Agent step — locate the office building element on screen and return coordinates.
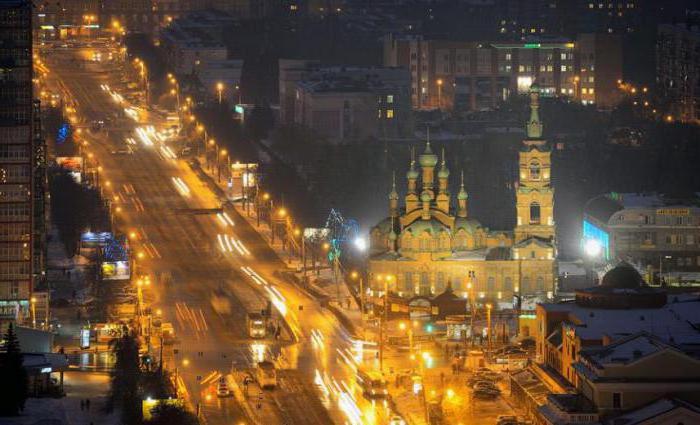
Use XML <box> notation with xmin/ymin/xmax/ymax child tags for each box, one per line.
<box><xmin>0</xmin><ymin>1</ymin><xmax>47</xmax><ymax>327</ymax></box>
<box><xmin>657</xmin><ymin>22</ymin><xmax>700</xmax><ymax>124</ymax></box>
<box><xmin>291</xmin><ymin>66</ymin><xmax>411</xmax><ymax>142</ymax></box>
<box><xmin>368</xmin><ymin>86</ymin><xmax>556</xmax><ymax>303</ymax></box>
<box><xmin>383</xmin><ymin>33</ymin><xmax>622</xmax><ymax>111</ymax></box>
<box><xmin>583</xmin><ymin>192</ymin><xmax>700</xmax><ymax>283</ymax></box>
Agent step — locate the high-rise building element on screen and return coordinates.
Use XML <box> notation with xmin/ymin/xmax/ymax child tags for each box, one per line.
<box><xmin>0</xmin><ymin>1</ymin><xmax>46</xmax><ymax>326</ymax></box>
<box><xmin>657</xmin><ymin>22</ymin><xmax>700</xmax><ymax>124</ymax></box>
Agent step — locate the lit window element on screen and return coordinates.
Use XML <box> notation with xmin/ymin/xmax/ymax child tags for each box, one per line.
<box><xmin>387</xmin><ymin>109</ymin><xmax>394</xmax><ymax>119</ymax></box>
<box><xmin>561</xmin><ymin>65</ymin><xmax>567</xmax><ymax>72</ymax></box>
<box><xmin>582</xmin><ymin>88</ymin><xmax>588</xmax><ymax>94</ymax></box>
<box><xmin>561</xmin><ymin>53</ymin><xmax>567</xmax><ymax>60</ymax></box>
<box><xmin>290</xmin><ymin>4</ymin><xmax>298</xmax><ymax>10</ymax></box>
<box><xmin>589</xmin><ymin>88</ymin><xmax>594</xmax><ymax>94</ymax></box>
<box><xmin>505</xmin><ymin>53</ymin><xmax>512</xmax><ymax>61</ymax></box>
<box><xmin>518</xmin><ymin>65</ymin><xmax>525</xmax><ymax>72</ymax></box>
<box><xmin>378</xmin><ymin>110</ymin><xmax>382</xmax><ymax>118</ymax></box>
<box><xmin>547</xmin><ymin>65</ymin><xmax>553</xmax><ymax>72</ymax></box>
<box><xmin>387</xmin><ymin>95</ymin><xmax>394</xmax><ymax>104</ymax></box>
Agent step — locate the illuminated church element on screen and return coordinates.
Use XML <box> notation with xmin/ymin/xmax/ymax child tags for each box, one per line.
<box><xmin>368</xmin><ymin>85</ymin><xmax>556</xmax><ymax>304</ymax></box>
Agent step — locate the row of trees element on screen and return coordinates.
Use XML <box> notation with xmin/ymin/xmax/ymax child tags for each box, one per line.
<box><xmin>108</xmin><ymin>326</ymin><xmax>197</xmax><ymax>425</ymax></box>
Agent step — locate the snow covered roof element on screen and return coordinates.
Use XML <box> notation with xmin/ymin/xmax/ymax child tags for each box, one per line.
<box><xmin>542</xmin><ymin>295</ymin><xmax>700</xmax><ymax>348</ymax></box>
<box><xmin>603</xmin><ymin>398</ymin><xmax>700</xmax><ymax>425</ymax></box>
<box><xmin>580</xmin><ymin>332</ymin><xmax>677</xmax><ymax>367</ymax></box>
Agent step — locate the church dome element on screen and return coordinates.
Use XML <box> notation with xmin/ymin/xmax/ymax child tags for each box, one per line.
<box><xmin>405</xmin><ymin>218</ymin><xmax>450</xmax><ymax>236</ymax></box>
<box><xmin>420</xmin><ymin>191</ymin><xmax>432</xmax><ymax>203</ymax></box>
<box><xmin>454</xmin><ymin>217</ymin><xmax>481</xmax><ymax>234</ymax></box>
<box><xmin>438</xmin><ymin>164</ymin><xmax>449</xmax><ymax>179</ymax></box>
<box><xmin>419</xmin><ymin>142</ymin><xmax>438</xmax><ymax>167</ymax></box>
<box><xmin>407</xmin><ymin>167</ymin><xmax>419</xmax><ymax>180</ymax></box>
<box><xmin>601</xmin><ymin>263</ymin><xmax>644</xmax><ymax>289</ymax></box>
<box><xmin>457</xmin><ymin>186</ymin><xmax>468</xmax><ymax>200</ymax></box>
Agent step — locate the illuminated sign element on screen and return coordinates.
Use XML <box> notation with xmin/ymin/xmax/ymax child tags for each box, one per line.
<box><xmin>657</xmin><ymin>208</ymin><xmax>690</xmax><ymax>216</ymax></box>
<box><xmin>524</xmin><ymin>43</ymin><xmax>541</xmax><ymax>49</ymax></box>
<box><xmin>40</xmin><ymin>25</ymin><xmax>54</xmax><ymax>30</ymax></box>
<box><xmin>582</xmin><ymin>219</ymin><xmax>610</xmax><ymax>259</ymax></box>
<box><xmin>101</xmin><ymin>260</ymin><xmax>131</xmax><ymax>281</ymax></box>
<box><xmin>80</xmin><ymin>329</ymin><xmax>90</xmax><ymax>349</ymax></box>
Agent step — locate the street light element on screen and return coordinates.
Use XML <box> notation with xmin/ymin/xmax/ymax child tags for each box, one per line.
<box><xmin>31</xmin><ymin>297</ymin><xmax>37</xmax><ymax>328</ymax></box>
<box><xmin>436</xmin><ymin>78</ymin><xmax>443</xmax><ymax>109</ymax></box>
<box><xmin>216</xmin><ymin>82</ymin><xmax>224</xmax><ymax>104</ymax></box>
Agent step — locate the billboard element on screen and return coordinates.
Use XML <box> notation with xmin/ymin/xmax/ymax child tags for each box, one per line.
<box><xmin>56</xmin><ymin>156</ymin><xmax>83</xmax><ymax>183</ymax></box>
<box><xmin>101</xmin><ymin>260</ymin><xmax>131</xmax><ymax>281</ymax></box>
<box><xmin>582</xmin><ymin>219</ymin><xmax>610</xmax><ymax>260</ymax></box>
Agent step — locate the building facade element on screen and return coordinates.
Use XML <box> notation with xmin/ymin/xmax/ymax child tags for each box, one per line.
<box><xmin>290</xmin><ymin>66</ymin><xmax>411</xmax><ymax>142</ymax></box>
<box><xmin>0</xmin><ymin>1</ymin><xmax>47</xmax><ymax>326</ymax></box>
<box><xmin>657</xmin><ymin>22</ymin><xmax>700</xmax><ymax>124</ymax></box>
<box><xmin>383</xmin><ymin>33</ymin><xmax>622</xmax><ymax>111</ymax></box>
<box><xmin>368</xmin><ymin>86</ymin><xmax>556</xmax><ymax>304</ymax></box>
<box><xmin>583</xmin><ymin>193</ymin><xmax>700</xmax><ymax>282</ymax></box>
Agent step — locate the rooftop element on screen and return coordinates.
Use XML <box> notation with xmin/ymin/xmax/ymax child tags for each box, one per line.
<box><xmin>603</xmin><ymin>398</ymin><xmax>700</xmax><ymax>425</ymax></box>
<box><xmin>580</xmin><ymin>332</ymin><xmax>677</xmax><ymax>367</ymax></box>
<box><xmin>542</xmin><ymin>295</ymin><xmax>700</xmax><ymax>348</ymax></box>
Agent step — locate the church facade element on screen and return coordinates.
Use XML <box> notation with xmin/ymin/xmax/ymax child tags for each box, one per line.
<box><xmin>368</xmin><ymin>86</ymin><xmax>556</xmax><ymax>305</ymax></box>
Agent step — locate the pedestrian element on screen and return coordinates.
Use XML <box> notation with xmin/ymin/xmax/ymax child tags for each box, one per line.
<box><xmin>86</xmin><ymin>398</ymin><xmax>90</xmax><ymax>411</ymax></box>
<box><xmin>80</xmin><ymin>399</ymin><xmax>84</xmax><ymax>411</ymax></box>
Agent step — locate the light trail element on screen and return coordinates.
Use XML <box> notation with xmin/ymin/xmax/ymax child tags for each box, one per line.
<box><xmin>172</xmin><ymin>177</ymin><xmax>190</xmax><ymax>197</ymax></box>
<box><xmin>222</xmin><ymin>212</ymin><xmax>235</xmax><ymax>226</ymax></box>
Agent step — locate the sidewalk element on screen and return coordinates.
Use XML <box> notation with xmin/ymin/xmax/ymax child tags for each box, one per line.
<box><xmin>2</xmin><ymin>371</ymin><xmax>120</xmax><ymax>425</ymax></box>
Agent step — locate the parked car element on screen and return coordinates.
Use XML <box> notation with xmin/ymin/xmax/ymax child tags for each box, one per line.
<box><xmin>496</xmin><ymin>415</ymin><xmax>518</xmax><ymax>425</ymax></box>
<box><xmin>389</xmin><ymin>416</ymin><xmax>406</xmax><ymax>425</ymax></box>
<box><xmin>474</xmin><ymin>388</ymin><xmax>500</xmax><ymax>400</ymax></box>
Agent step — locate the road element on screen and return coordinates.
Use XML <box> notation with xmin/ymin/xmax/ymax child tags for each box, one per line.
<box><xmin>42</xmin><ymin>44</ymin><xmax>397</xmax><ymax>425</ymax></box>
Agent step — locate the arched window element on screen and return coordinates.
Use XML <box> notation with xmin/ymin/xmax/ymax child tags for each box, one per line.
<box><xmin>530</xmin><ymin>202</ymin><xmax>541</xmax><ymax>224</ymax></box>
<box><xmin>420</xmin><ymin>273</ymin><xmax>430</xmax><ymax>296</ymax></box>
<box><xmin>404</xmin><ymin>272</ymin><xmax>414</xmax><ymax>292</ymax></box>
<box><xmin>522</xmin><ymin>277</ymin><xmax>531</xmax><ymax>292</ymax></box>
<box><xmin>529</xmin><ymin>160</ymin><xmax>541</xmax><ymax>180</ymax></box>
<box><xmin>537</xmin><ymin>277</ymin><xmax>545</xmax><ymax>291</ymax></box>
<box><xmin>487</xmin><ymin>277</ymin><xmax>496</xmax><ymax>292</ymax></box>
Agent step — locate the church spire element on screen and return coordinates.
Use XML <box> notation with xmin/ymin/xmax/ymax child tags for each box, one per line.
<box><xmin>526</xmin><ymin>84</ymin><xmax>543</xmax><ymax>139</ymax></box>
<box><xmin>436</xmin><ymin>147</ymin><xmax>450</xmax><ymax>213</ymax></box>
<box><xmin>389</xmin><ymin>171</ymin><xmax>399</xmax><ymax>217</ymax></box>
<box><xmin>457</xmin><ymin>171</ymin><xmax>468</xmax><ymax>218</ymax></box>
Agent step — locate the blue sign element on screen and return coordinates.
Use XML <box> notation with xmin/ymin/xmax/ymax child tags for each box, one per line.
<box><xmin>57</xmin><ymin>123</ymin><xmax>70</xmax><ymax>144</ymax></box>
<box><xmin>582</xmin><ymin>219</ymin><xmax>610</xmax><ymax>259</ymax></box>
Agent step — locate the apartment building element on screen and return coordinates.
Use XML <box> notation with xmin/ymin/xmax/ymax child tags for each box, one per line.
<box><xmin>383</xmin><ymin>33</ymin><xmax>622</xmax><ymax>111</ymax></box>
<box><xmin>657</xmin><ymin>22</ymin><xmax>700</xmax><ymax>124</ymax></box>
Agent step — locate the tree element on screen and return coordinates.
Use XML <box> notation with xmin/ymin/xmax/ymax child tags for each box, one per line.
<box><xmin>108</xmin><ymin>326</ymin><xmax>142</xmax><ymax>424</ymax></box>
<box><xmin>144</xmin><ymin>402</ymin><xmax>198</xmax><ymax>425</ymax></box>
<box><xmin>0</xmin><ymin>323</ymin><xmax>28</xmax><ymax>416</ymax></box>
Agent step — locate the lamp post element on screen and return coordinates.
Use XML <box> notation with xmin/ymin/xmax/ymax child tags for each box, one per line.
<box><xmin>217</xmin><ymin>149</ymin><xmax>227</xmax><ymax>182</ymax></box>
<box><xmin>436</xmin><ymin>78</ymin><xmax>443</xmax><ymax>109</ymax></box>
<box><xmin>486</xmin><ymin>303</ymin><xmax>493</xmax><ymax>352</ymax></box>
<box><xmin>30</xmin><ymin>296</ymin><xmax>37</xmax><ymax>328</ymax></box>
<box><xmin>216</xmin><ymin>82</ymin><xmax>224</xmax><ymax>104</ymax></box>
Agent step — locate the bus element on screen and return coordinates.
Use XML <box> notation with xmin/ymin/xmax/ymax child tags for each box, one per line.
<box><xmin>247</xmin><ymin>312</ymin><xmax>266</xmax><ymax>338</ymax></box>
<box><xmin>356</xmin><ymin>368</ymin><xmax>389</xmax><ymax>399</ymax></box>
<box><xmin>256</xmin><ymin>360</ymin><xmax>277</xmax><ymax>389</ymax></box>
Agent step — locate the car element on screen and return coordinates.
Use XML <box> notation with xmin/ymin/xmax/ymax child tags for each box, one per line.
<box><xmin>473</xmin><ymin>389</ymin><xmax>499</xmax><ymax>400</ymax></box>
<box><xmin>473</xmin><ymin>381</ymin><xmax>499</xmax><ymax>392</ymax></box>
<box><xmin>389</xmin><ymin>416</ymin><xmax>406</xmax><ymax>425</ymax></box>
<box><xmin>216</xmin><ymin>377</ymin><xmax>232</xmax><ymax>398</ymax></box>
<box><xmin>497</xmin><ymin>415</ymin><xmax>518</xmax><ymax>425</ymax></box>
<box><xmin>111</xmin><ymin>147</ymin><xmax>132</xmax><ymax>155</ymax></box>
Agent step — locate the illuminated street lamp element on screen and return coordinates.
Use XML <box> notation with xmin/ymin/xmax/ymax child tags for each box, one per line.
<box><xmin>436</xmin><ymin>78</ymin><xmax>443</xmax><ymax>109</ymax></box>
<box><xmin>31</xmin><ymin>296</ymin><xmax>37</xmax><ymax>328</ymax></box>
<box><xmin>216</xmin><ymin>82</ymin><xmax>224</xmax><ymax>104</ymax></box>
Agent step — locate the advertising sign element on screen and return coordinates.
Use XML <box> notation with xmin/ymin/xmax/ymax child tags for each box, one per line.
<box><xmin>101</xmin><ymin>260</ymin><xmax>131</xmax><ymax>281</ymax></box>
<box><xmin>56</xmin><ymin>156</ymin><xmax>83</xmax><ymax>183</ymax></box>
<box><xmin>80</xmin><ymin>328</ymin><xmax>90</xmax><ymax>349</ymax></box>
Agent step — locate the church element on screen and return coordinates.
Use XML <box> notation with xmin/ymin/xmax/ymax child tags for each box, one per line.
<box><xmin>368</xmin><ymin>85</ymin><xmax>556</xmax><ymax>306</ymax></box>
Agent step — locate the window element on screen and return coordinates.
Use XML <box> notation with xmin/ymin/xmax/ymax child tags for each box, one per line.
<box><xmin>530</xmin><ymin>202</ymin><xmax>541</xmax><ymax>224</ymax></box>
<box><xmin>537</xmin><ymin>277</ymin><xmax>544</xmax><ymax>291</ymax></box>
<box><xmin>561</xmin><ymin>65</ymin><xmax>568</xmax><ymax>72</ymax></box>
<box><xmin>404</xmin><ymin>272</ymin><xmax>414</xmax><ymax>292</ymax></box>
<box><xmin>487</xmin><ymin>277</ymin><xmax>495</xmax><ymax>292</ymax></box>
<box><xmin>613</xmin><ymin>393</ymin><xmax>622</xmax><ymax>409</ymax></box>
<box><xmin>386</xmin><ymin>109</ymin><xmax>394</xmax><ymax>119</ymax></box>
<box><xmin>504</xmin><ymin>277</ymin><xmax>513</xmax><ymax>291</ymax></box>
<box><xmin>386</xmin><ymin>95</ymin><xmax>394</xmax><ymax>104</ymax></box>
<box><xmin>505</xmin><ymin>53</ymin><xmax>512</xmax><ymax>61</ymax></box>
<box><xmin>529</xmin><ymin>161</ymin><xmax>541</xmax><ymax>180</ymax></box>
